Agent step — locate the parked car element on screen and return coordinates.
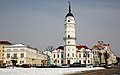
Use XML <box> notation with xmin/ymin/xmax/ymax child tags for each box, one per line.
<box><xmin>21</xmin><ymin>64</ymin><xmax>31</xmax><ymax>68</ymax></box>
<box><xmin>86</xmin><ymin>64</ymin><xmax>93</xmax><ymax>68</ymax></box>
<box><xmin>61</xmin><ymin>64</ymin><xmax>69</xmax><ymax>68</ymax></box>
<box><xmin>49</xmin><ymin>64</ymin><xmax>61</xmax><ymax>68</ymax></box>
<box><xmin>69</xmin><ymin>62</ymin><xmax>87</xmax><ymax>67</ymax></box>
<box><xmin>69</xmin><ymin>62</ymin><xmax>81</xmax><ymax>67</ymax></box>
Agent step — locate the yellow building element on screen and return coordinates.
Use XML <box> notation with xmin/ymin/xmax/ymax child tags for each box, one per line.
<box><xmin>0</xmin><ymin>41</ymin><xmax>12</xmax><ymax>67</ymax></box>
<box><xmin>3</xmin><ymin>43</ymin><xmax>47</xmax><ymax>66</ymax></box>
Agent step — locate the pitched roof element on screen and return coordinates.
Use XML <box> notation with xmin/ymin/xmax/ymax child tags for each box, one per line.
<box><xmin>92</xmin><ymin>45</ymin><xmax>105</xmax><ymax>50</ymax></box>
<box><xmin>76</xmin><ymin>45</ymin><xmax>89</xmax><ymax>50</ymax></box>
<box><xmin>0</xmin><ymin>41</ymin><xmax>12</xmax><ymax>45</ymax></box>
<box><xmin>56</xmin><ymin>46</ymin><xmax>64</xmax><ymax>50</ymax></box>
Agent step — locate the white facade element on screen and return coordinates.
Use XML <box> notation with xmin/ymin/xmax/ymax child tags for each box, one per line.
<box><xmin>63</xmin><ymin>1</ymin><xmax>76</xmax><ymax>64</ymax></box>
<box><xmin>76</xmin><ymin>46</ymin><xmax>93</xmax><ymax>65</ymax></box>
<box><xmin>51</xmin><ymin>48</ymin><xmax>64</xmax><ymax>66</ymax></box>
<box><xmin>3</xmin><ymin>43</ymin><xmax>47</xmax><ymax>66</ymax></box>
<box><xmin>50</xmin><ymin>45</ymin><xmax>93</xmax><ymax>66</ymax></box>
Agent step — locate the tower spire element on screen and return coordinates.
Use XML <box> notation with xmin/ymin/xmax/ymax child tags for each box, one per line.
<box><xmin>65</xmin><ymin>1</ymin><xmax>74</xmax><ymax>17</ymax></box>
<box><xmin>68</xmin><ymin>1</ymin><xmax>71</xmax><ymax>13</ymax></box>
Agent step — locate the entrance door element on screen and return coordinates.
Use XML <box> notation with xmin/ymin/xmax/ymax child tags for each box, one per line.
<box><xmin>67</xmin><ymin>60</ymin><xmax>70</xmax><ymax>64</ymax></box>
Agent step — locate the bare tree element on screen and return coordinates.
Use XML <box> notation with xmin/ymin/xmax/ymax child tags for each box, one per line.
<box><xmin>98</xmin><ymin>52</ymin><xmax>102</xmax><ymax>65</ymax></box>
<box><xmin>104</xmin><ymin>51</ymin><xmax>109</xmax><ymax>66</ymax></box>
<box><xmin>45</xmin><ymin>46</ymin><xmax>54</xmax><ymax>52</ymax></box>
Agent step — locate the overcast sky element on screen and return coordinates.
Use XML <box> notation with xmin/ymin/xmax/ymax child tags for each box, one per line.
<box><xmin>0</xmin><ymin>0</ymin><xmax>120</xmax><ymax>57</ymax></box>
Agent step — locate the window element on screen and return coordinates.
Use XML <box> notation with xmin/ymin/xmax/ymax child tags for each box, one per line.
<box><xmin>61</xmin><ymin>60</ymin><xmax>63</xmax><ymax>63</ymax></box>
<box><xmin>7</xmin><ymin>53</ymin><xmax>10</xmax><ymax>58</ymax></box>
<box><xmin>54</xmin><ymin>54</ymin><xmax>55</xmax><ymax>58</ymax></box>
<box><xmin>57</xmin><ymin>54</ymin><xmax>59</xmax><ymax>58</ymax></box>
<box><xmin>21</xmin><ymin>53</ymin><xmax>24</xmax><ymax>58</ymax></box>
<box><xmin>20</xmin><ymin>49</ymin><xmax>25</xmax><ymax>51</ymax></box>
<box><xmin>6</xmin><ymin>61</ymin><xmax>10</xmax><ymax>64</ymax></box>
<box><xmin>79</xmin><ymin>54</ymin><xmax>81</xmax><ymax>57</ymax></box>
<box><xmin>7</xmin><ymin>49</ymin><xmax>11</xmax><ymax>51</ymax></box>
<box><xmin>79</xmin><ymin>60</ymin><xmax>81</xmax><ymax>64</ymax></box>
<box><xmin>68</xmin><ymin>20</ymin><xmax>70</xmax><ymax>22</ymax></box>
<box><xmin>61</xmin><ymin>54</ymin><xmax>63</xmax><ymax>58</ymax></box>
<box><xmin>84</xmin><ymin>60</ymin><xmax>86</xmax><ymax>63</ymax></box>
<box><xmin>83</xmin><ymin>54</ymin><xmax>86</xmax><ymax>57</ymax></box>
<box><xmin>20</xmin><ymin>61</ymin><xmax>24</xmax><ymax>64</ymax></box>
<box><xmin>68</xmin><ymin>54</ymin><xmax>69</xmax><ymax>57</ymax></box>
<box><xmin>14</xmin><ymin>53</ymin><xmax>17</xmax><ymax>59</ymax></box>
<box><xmin>72</xmin><ymin>53</ymin><xmax>74</xmax><ymax>57</ymax></box>
<box><xmin>14</xmin><ymin>49</ymin><xmax>18</xmax><ymax>51</ymax></box>
<box><xmin>88</xmin><ymin>60</ymin><xmax>90</xmax><ymax>63</ymax></box>
<box><xmin>68</xmin><ymin>41</ymin><xmax>70</xmax><ymax>43</ymax></box>
<box><xmin>68</xmin><ymin>49</ymin><xmax>69</xmax><ymax>51</ymax></box>
<box><xmin>22</xmin><ymin>61</ymin><xmax>24</xmax><ymax>63</ymax></box>
<box><xmin>68</xmin><ymin>35</ymin><xmax>70</xmax><ymax>38</ymax></box>
<box><xmin>58</xmin><ymin>60</ymin><xmax>59</xmax><ymax>63</ymax></box>
<box><xmin>88</xmin><ymin>54</ymin><xmax>90</xmax><ymax>58</ymax></box>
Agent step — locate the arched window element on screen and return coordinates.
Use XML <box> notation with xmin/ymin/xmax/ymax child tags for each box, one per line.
<box><xmin>57</xmin><ymin>54</ymin><xmax>59</xmax><ymax>58</ymax></box>
<box><xmin>54</xmin><ymin>54</ymin><xmax>55</xmax><ymax>58</ymax></box>
<box><xmin>83</xmin><ymin>54</ymin><xmax>86</xmax><ymax>57</ymax></box>
<box><xmin>61</xmin><ymin>54</ymin><xmax>63</xmax><ymax>58</ymax></box>
<box><xmin>61</xmin><ymin>60</ymin><xmax>63</xmax><ymax>63</ymax></box>
<box><xmin>84</xmin><ymin>60</ymin><xmax>86</xmax><ymax>63</ymax></box>
<box><xmin>88</xmin><ymin>54</ymin><xmax>90</xmax><ymax>58</ymax></box>
<box><xmin>88</xmin><ymin>60</ymin><xmax>90</xmax><ymax>63</ymax></box>
<box><xmin>68</xmin><ymin>54</ymin><xmax>69</xmax><ymax>57</ymax></box>
<box><xmin>68</xmin><ymin>35</ymin><xmax>70</xmax><ymax>38</ymax></box>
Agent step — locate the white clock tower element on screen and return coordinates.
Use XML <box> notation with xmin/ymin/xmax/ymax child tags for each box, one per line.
<box><xmin>63</xmin><ymin>1</ymin><xmax>76</xmax><ymax>64</ymax></box>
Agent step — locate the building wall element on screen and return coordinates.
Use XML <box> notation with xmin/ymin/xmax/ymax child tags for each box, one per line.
<box><xmin>3</xmin><ymin>44</ymin><xmax>47</xmax><ymax>66</ymax></box>
<box><xmin>50</xmin><ymin>47</ymin><xmax>93</xmax><ymax>66</ymax></box>
<box><xmin>76</xmin><ymin>49</ymin><xmax>93</xmax><ymax>65</ymax></box>
<box><xmin>0</xmin><ymin>44</ymin><xmax>11</xmax><ymax>66</ymax></box>
<box><xmin>92</xmin><ymin>41</ymin><xmax>117</xmax><ymax>65</ymax></box>
<box><xmin>51</xmin><ymin>49</ymin><xmax>64</xmax><ymax>66</ymax></box>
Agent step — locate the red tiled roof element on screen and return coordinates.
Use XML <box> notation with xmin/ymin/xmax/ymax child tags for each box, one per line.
<box><xmin>76</xmin><ymin>45</ymin><xmax>89</xmax><ymax>50</ymax></box>
<box><xmin>0</xmin><ymin>41</ymin><xmax>12</xmax><ymax>45</ymax></box>
<box><xmin>56</xmin><ymin>46</ymin><xmax>64</xmax><ymax>50</ymax></box>
<box><xmin>92</xmin><ymin>45</ymin><xmax>105</xmax><ymax>50</ymax></box>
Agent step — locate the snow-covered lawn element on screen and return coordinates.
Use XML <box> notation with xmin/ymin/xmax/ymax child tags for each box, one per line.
<box><xmin>0</xmin><ymin>67</ymin><xmax>104</xmax><ymax>75</ymax></box>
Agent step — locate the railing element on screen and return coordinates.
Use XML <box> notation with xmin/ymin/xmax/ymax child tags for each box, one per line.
<box><xmin>63</xmin><ymin>37</ymin><xmax>77</xmax><ymax>40</ymax></box>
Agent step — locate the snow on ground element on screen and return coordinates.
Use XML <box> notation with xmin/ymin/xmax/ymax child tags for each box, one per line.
<box><xmin>0</xmin><ymin>67</ymin><xmax>104</xmax><ymax>75</ymax></box>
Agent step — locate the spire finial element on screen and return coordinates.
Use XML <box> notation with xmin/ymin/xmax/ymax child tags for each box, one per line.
<box><xmin>68</xmin><ymin>1</ymin><xmax>71</xmax><ymax>13</ymax></box>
